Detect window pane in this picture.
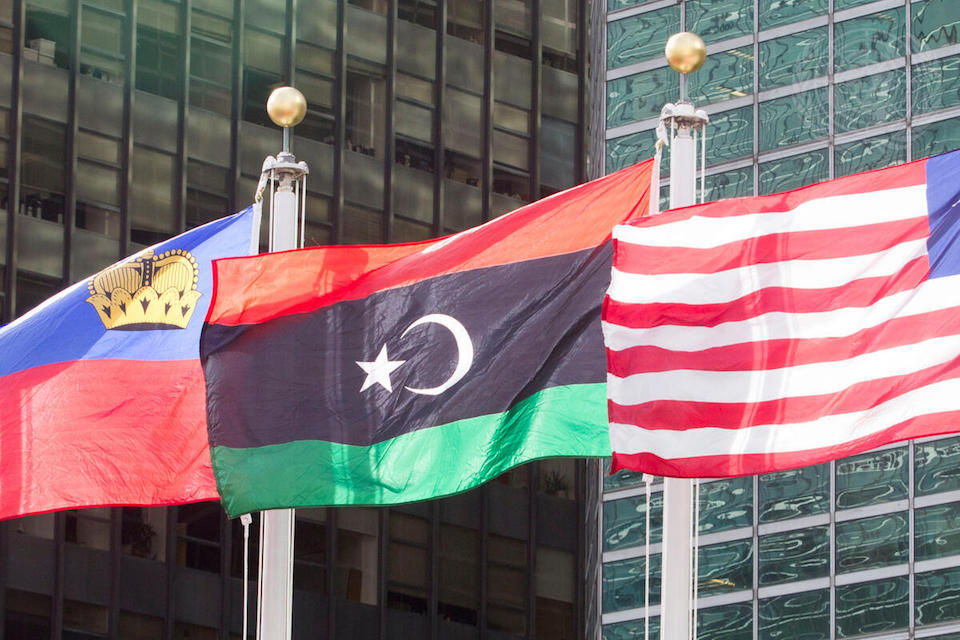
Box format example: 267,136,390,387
686,0,753,44
607,67,678,128
836,512,908,573
602,553,661,612
698,603,752,640
834,70,906,133
835,447,908,509
706,106,752,166
759,0,826,30
916,502,960,561
136,0,181,100
759,149,829,195
835,577,909,638
606,129,656,174
603,458,653,492
603,492,663,552
699,477,752,534
77,160,120,206
698,539,752,595
913,0,960,53
912,56,960,115
131,145,176,236
759,27,829,91
916,566,960,627
759,88,829,151
607,6,680,69
758,526,829,586
759,590,830,640
604,617,660,640
834,8,905,73
835,130,907,178
916,436,960,496
758,464,829,523
688,48,753,107
704,167,753,201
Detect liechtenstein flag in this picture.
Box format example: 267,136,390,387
0,207,258,520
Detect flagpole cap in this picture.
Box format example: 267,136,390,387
665,32,706,74
267,86,307,128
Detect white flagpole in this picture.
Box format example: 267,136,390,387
256,87,309,640
658,33,708,640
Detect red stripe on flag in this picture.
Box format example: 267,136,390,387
208,160,652,326
603,255,930,329
613,217,928,275
606,306,960,375
610,410,960,478
607,355,960,431
0,359,218,520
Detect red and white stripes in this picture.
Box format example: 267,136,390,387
603,164,960,478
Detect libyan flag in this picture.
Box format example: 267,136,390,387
201,160,652,516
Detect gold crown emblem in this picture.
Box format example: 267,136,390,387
86,249,202,331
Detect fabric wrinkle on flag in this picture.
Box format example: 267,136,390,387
603,149,960,478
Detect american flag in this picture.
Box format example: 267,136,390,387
603,150,960,478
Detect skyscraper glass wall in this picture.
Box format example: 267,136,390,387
599,2,960,639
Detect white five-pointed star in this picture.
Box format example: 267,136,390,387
356,345,406,392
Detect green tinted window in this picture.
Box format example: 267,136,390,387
606,129,656,174
707,107,753,166
608,0,647,11
913,0,960,53
759,590,830,640
603,616,660,640
759,88,829,151
607,67,679,128
835,0,881,8
603,492,663,551
604,457,653,492
688,49,753,107
836,512,908,573
705,167,753,201
603,554,661,612
759,149,829,195
759,27,829,91
914,116,960,159
916,502,960,561
836,577,909,638
686,0,753,44
699,477,752,534
916,566,960,627
758,526,829,586
836,447,908,509
699,603,752,640
913,56,960,115
834,9,905,73
758,464,829,522
759,0,826,30
607,7,680,69
916,437,960,496
835,130,907,178
834,70,906,133
699,539,753,595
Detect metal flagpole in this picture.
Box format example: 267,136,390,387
256,86,309,640
658,32,708,640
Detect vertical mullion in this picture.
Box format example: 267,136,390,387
2,0,23,324
752,0,759,195
332,0,346,243
829,460,837,640
429,502,440,640
52,512,66,640
584,459,603,639
219,512,233,638
378,509,390,640
119,0,137,258
904,0,913,161
574,461,585,639
326,508,338,639
228,0,244,217
164,507,178,640
109,508,122,639
433,0,447,237
908,441,916,635
827,0,835,179
481,0,493,222
575,0,587,184
63,0,80,283
479,484,489,636
529,0,542,201
176,0,191,233
384,0,396,243
526,463,539,639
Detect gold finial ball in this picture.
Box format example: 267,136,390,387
266,86,307,128
665,32,707,74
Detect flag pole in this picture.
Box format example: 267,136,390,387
256,86,309,640
658,32,708,640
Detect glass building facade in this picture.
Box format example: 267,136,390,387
599,1,960,639
0,0,590,638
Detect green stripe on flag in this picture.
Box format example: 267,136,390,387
211,383,610,516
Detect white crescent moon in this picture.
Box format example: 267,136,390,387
401,314,474,396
